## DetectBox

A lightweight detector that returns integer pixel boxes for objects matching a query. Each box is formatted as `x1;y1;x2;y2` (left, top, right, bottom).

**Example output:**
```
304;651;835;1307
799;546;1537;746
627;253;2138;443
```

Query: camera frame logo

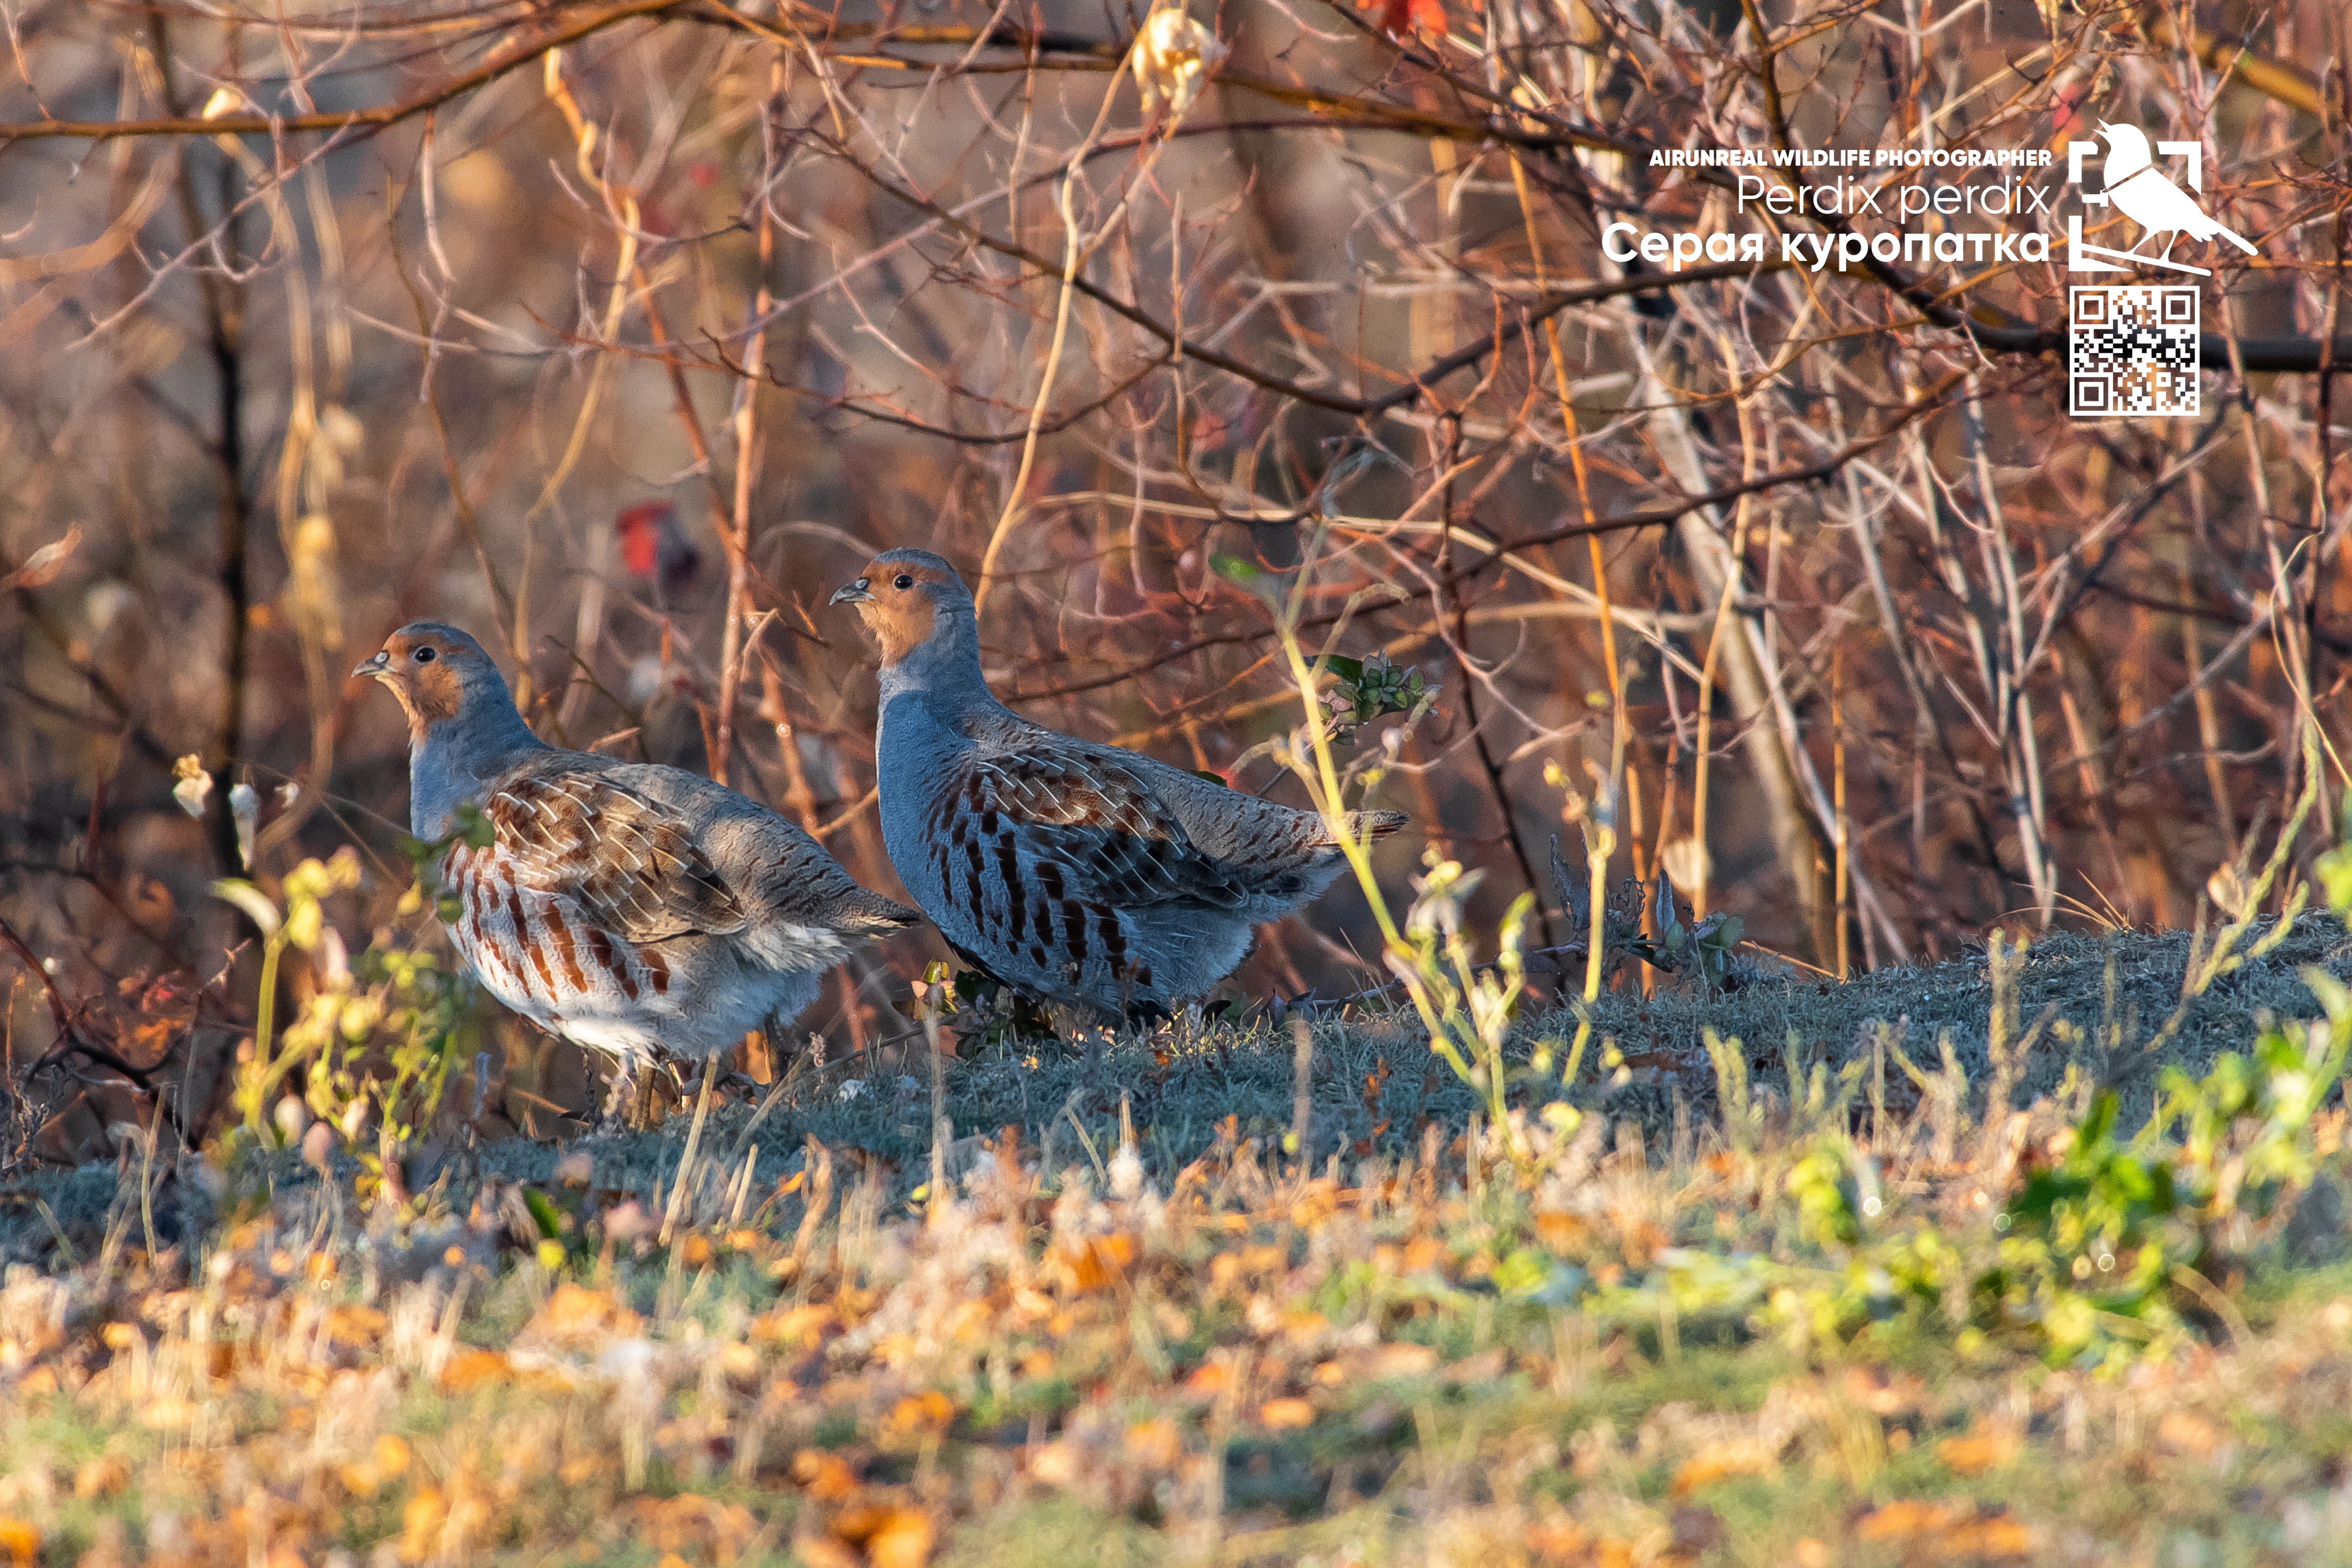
2062;118;2253;421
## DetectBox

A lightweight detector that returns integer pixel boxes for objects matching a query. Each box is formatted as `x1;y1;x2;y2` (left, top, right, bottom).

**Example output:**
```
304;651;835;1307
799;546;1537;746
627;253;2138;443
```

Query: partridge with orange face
354;623;918;1073
832;552;1406;1020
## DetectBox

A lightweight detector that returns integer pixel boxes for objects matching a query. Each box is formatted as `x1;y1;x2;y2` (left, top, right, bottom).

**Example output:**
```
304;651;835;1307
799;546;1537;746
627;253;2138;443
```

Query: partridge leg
598;1058;636;1138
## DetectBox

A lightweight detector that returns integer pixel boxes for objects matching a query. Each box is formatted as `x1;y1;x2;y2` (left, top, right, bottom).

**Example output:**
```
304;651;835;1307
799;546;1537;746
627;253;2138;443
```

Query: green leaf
523;1187;564;1241
1320;655;1365;683
2318;843;2352;913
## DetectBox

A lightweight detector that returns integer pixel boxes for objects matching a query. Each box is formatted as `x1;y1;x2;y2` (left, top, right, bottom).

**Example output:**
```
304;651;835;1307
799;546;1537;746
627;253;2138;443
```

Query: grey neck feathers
408;684;547;839
877;603;1001;718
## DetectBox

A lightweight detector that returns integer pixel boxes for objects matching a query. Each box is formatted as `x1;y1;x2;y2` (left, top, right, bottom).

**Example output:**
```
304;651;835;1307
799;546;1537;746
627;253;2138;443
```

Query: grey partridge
354;623;918;1073
831;552;1406;1020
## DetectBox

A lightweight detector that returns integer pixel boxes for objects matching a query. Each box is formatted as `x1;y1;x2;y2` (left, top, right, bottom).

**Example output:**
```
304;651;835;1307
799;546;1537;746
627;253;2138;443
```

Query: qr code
2069;286;2199;418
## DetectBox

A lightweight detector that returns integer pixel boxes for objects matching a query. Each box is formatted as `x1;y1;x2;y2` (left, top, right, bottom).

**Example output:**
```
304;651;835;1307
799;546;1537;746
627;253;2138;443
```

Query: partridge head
354;621;917;1072
833;552;1407;1021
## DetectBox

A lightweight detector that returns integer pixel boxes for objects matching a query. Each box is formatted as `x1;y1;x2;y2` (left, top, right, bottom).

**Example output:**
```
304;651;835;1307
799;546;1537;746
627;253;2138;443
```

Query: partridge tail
1331;809;1408;843
833;886;924;934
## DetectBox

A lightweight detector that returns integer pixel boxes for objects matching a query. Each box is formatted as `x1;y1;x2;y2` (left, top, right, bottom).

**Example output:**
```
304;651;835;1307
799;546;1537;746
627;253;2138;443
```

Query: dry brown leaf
1934;1421;2021;1476
867;1508;935;1568
72;1458;128;1499
789;1536;861;1568
1052;1233;1137;1293
1259;1397;1315;1430
2156;1410;2222;1458
1368;1342;1439;1378
327;1305;388;1344
1125;1419;1181;1467
1029;1440;1080;1488
756;1303;832;1350
1533;1211;1588;1250
1842;1365;1920;1415
1943;1513;2034;1558
1856;1499;1961;1542
1671;1438;1779;1496
438;1348;511;1392
1181;1361;1230;1395
1523;1506;1586;1564
790;1449;859;1501
400;1488;448;1563
884;1390;955;1440
535;1282;642;1342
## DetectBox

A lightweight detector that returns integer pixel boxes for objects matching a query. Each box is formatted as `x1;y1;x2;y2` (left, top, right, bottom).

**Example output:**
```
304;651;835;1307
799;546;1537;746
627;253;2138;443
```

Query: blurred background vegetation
0;0;2346;1166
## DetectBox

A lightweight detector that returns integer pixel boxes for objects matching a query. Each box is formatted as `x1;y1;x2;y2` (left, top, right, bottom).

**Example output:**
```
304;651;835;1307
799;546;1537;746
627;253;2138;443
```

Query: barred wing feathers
479;771;748;943
949;749;1253;911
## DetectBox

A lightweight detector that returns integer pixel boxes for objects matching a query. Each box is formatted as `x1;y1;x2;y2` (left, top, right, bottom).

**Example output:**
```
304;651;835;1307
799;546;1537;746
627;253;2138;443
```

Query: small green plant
1981;1088;2183;1362
1317;652;1430;743
895;959;1059;1048
211;825;481;1192
214;848;369;1150
1248;529;1566;1154
1383;853;1533;1137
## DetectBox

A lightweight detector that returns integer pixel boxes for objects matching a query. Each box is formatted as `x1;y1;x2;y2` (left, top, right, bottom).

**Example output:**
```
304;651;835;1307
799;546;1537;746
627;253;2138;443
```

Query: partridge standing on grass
831;551;1407;1021
354;623;918;1076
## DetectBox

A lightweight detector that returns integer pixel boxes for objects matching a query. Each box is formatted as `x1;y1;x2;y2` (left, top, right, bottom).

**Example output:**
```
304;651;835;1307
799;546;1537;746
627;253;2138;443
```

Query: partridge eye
893;573;913;590
413;647;436;663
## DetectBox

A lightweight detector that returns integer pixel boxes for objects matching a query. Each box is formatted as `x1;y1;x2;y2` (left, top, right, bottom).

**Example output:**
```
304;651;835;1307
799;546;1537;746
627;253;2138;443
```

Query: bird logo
2094;123;2255;260
2067;120;2257;277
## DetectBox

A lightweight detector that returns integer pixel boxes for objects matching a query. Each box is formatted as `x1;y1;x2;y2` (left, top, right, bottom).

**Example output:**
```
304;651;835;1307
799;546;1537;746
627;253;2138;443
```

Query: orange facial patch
852;559;944;665
373;630;465;735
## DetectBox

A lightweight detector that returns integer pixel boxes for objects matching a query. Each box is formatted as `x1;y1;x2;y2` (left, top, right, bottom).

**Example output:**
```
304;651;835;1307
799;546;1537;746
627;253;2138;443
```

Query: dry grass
9;918;2352;1566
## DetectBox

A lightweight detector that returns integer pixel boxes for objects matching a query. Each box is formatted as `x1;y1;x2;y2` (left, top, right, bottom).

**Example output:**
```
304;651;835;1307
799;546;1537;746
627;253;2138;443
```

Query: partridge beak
351;650;390;680
830;578;873;606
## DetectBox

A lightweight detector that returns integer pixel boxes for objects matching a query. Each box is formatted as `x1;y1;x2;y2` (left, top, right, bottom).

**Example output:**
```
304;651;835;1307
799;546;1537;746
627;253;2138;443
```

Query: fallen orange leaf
1259;1397;1315;1431
73;1457;128;1499
1857;1499;1960;1542
868;1508;935;1568
328;1305;388;1343
438;1348;510;1392
789;1536;860;1568
535;1282;639;1340
1125;1419;1181;1467
885;1390;956;1439
373;1433;412;1477
1944;1513;2034;1558
1523;1507;1586;1564
1182;1361;1230;1395
1935;1422;2021;1476
756;1304;832;1350
0;1518;37;1568
2157;1410;2222;1459
1671;1438;1779;1496
790;1449;858;1501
